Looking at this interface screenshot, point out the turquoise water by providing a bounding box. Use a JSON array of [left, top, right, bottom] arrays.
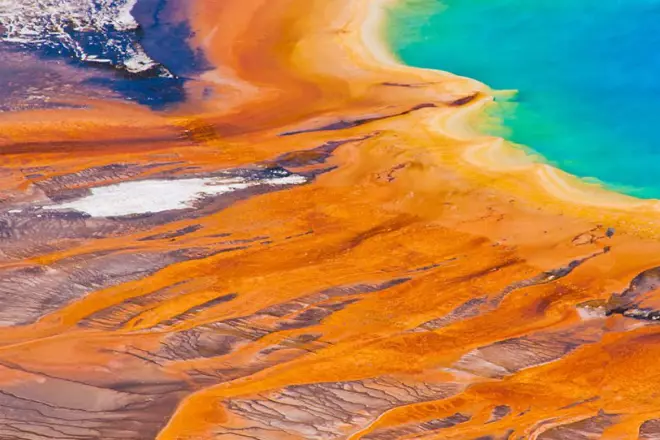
[[387, 0, 660, 198]]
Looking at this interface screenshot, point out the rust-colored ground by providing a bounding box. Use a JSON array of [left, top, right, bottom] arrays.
[[3, 1, 660, 439]]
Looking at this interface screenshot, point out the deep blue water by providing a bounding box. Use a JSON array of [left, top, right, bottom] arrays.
[[0, 0, 208, 110], [388, 0, 660, 198], [90, 0, 210, 109]]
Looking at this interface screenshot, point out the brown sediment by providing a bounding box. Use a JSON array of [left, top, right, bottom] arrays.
[[1, 0, 660, 439]]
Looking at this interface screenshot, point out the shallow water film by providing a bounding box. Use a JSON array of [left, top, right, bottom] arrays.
[[2, 0, 660, 439]]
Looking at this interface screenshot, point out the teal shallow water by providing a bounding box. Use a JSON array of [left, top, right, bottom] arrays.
[[387, 0, 660, 198]]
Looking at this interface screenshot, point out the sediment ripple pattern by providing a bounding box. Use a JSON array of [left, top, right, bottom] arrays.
[[1, 0, 660, 439]]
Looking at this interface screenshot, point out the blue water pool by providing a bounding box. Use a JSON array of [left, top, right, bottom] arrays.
[[388, 0, 660, 198]]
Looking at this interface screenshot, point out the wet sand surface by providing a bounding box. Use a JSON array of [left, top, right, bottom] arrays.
[[2, 0, 660, 439]]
